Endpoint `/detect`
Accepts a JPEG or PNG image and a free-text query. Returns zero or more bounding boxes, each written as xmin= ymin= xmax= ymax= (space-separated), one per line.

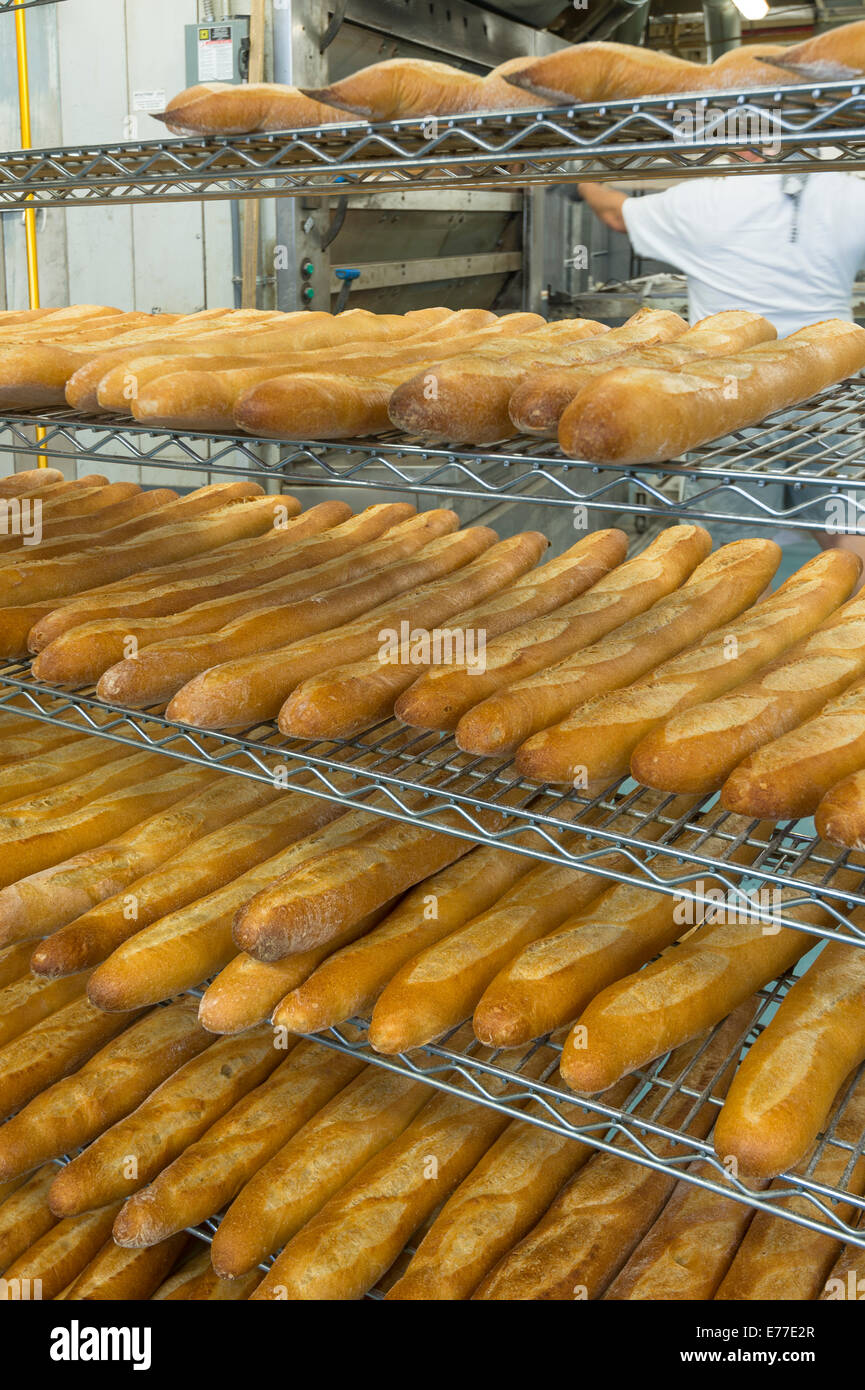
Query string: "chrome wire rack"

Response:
xmin=3 ymin=376 xmax=865 ymax=531
xmin=0 ymin=0 xmax=64 ymax=9
xmin=2 ymin=660 xmax=864 ymax=949
xmin=1 ymin=80 xmax=865 ymax=206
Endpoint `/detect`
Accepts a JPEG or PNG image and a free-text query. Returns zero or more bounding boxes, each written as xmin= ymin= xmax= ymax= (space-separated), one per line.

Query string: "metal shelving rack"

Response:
xmin=4 ymin=64 xmax=865 ymax=1272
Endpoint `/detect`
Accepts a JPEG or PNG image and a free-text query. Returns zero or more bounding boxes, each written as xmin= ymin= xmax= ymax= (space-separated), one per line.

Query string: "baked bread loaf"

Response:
xmin=820 ymin=1217 xmax=865 ymax=1300
xmin=1 ymin=1202 xmax=123 ymax=1301
xmin=816 ymin=769 xmax=865 ymax=849
xmin=156 ymin=81 xmax=350 ymax=134
xmin=769 ymin=18 xmax=865 ymax=79
xmin=402 ymin=524 xmax=706 ymax=739
xmin=0 ymin=467 xmax=65 ymax=495
xmin=63 ymin=1231 xmax=189 ymax=1301
xmin=0 ymin=1164 xmax=59 ymax=1273
xmin=303 ymin=56 xmax=555 ymax=121
xmin=557 ymin=320 xmax=865 ymax=463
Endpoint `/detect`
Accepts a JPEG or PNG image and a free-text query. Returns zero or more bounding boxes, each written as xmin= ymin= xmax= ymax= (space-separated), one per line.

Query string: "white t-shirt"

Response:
xmin=622 ymin=173 xmax=865 ymax=338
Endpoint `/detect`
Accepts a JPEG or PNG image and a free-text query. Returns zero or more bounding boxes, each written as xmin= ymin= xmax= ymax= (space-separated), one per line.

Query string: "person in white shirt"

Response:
xmin=577 ymin=172 xmax=865 ymax=563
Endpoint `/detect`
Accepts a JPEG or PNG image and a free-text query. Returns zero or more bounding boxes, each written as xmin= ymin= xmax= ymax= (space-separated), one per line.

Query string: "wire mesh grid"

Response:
xmin=2 ymin=378 xmax=865 ymax=530
xmin=1 ymin=80 xmax=864 ymax=206
xmin=2 ymin=660 xmax=865 ymax=948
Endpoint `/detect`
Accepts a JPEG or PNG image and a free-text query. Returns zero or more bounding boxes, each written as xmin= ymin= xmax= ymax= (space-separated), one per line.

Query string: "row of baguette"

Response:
xmin=4 ymin=300 xmax=865 ymax=461
xmin=157 ymin=25 xmax=865 ymax=134
xmin=5 ymin=471 xmax=865 ymax=843
xmin=0 ymin=689 xmax=864 ymax=1183
xmin=1 ymin=993 xmax=863 ymax=1300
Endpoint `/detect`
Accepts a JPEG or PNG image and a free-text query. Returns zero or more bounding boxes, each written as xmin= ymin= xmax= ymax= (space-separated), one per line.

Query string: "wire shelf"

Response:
xmin=0 ymin=0 xmax=64 ymax=9
xmin=2 ymin=659 xmax=864 ymax=950
xmin=2 ymin=377 xmax=865 ymax=530
xmin=1 ymin=80 xmax=865 ymax=206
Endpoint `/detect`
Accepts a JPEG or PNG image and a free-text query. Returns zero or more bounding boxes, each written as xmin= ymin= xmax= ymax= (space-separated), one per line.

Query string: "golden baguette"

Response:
xmin=4 ymin=774 xmax=279 ymax=953
xmin=0 ymin=1164 xmax=58 ymax=1273
xmin=30 ymin=785 xmax=336 ymax=978
xmin=26 ymin=497 xmax=358 ymax=651
xmin=211 ymin=1064 xmax=428 ymax=1278
xmin=516 ymin=538 xmax=782 ymax=785
xmin=602 ymin=1162 xmax=764 ymax=1300
xmin=0 ymin=485 xmax=174 ymax=557
xmin=474 ymin=817 xmax=758 ymax=1050
xmin=715 ymin=1075 xmax=865 ymax=1300
xmin=197 ymin=901 xmax=395 ymax=1034
xmin=251 ymin=1070 xmax=513 ymax=1300
xmin=303 ymin=55 xmax=555 ymax=120
xmin=164 ymin=1265 xmax=262 ymax=1300
xmin=0 ymin=999 xmax=210 ymax=1183
xmin=714 ymin=933 xmax=865 ymax=1179
xmin=474 ymin=1016 xmax=746 ymax=1299
xmin=157 ymin=80 xmax=349 ymax=134
xmin=816 ymin=769 xmax=865 ymax=849
xmin=0 ymin=491 xmax=173 ymax=568
xmin=0 ymin=941 xmax=33 ymax=989
xmin=768 ymin=17 xmax=865 ymax=79
xmin=64 ymin=1231 xmax=189 ymax=1300
xmin=526 ymin=548 xmax=858 ymax=788
xmin=47 ymin=1025 xmax=282 ymax=1218
xmin=0 ymin=762 xmax=217 ymax=896
xmin=368 ymin=853 xmax=619 ymax=1055
xmin=114 ymin=1044 xmax=371 ymax=1249
xmin=633 ymin=583 xmax=865 ymax=795
xmin=0 ymin=995 xmax=145 ymax=1122
xmin=105 ymin=523 xmax=494 ymax=714
xmin=0 ymin=970 xmax=88 ymax=1049
xmin=558 ymin=321 xmax=865 ymax=463
xmin=0 ymin=480 xmax=140 ymax=554
xmin=387 ymin=309 xmax=685 ymax=445
xmin=280 ymin=531 xmax=628 ymax=740
xmin=0 ymin=467 xmax=65 ymax=495
xmin=402 ymin=525 xmax=707 ymax=737
xmin=723 ymin=673 xmax=865 ymax=819
xmin=150 ymin=1246 xmax=211 ymax=1298
xmin=509 ymin=310 xmax=777 ymax=436
xmin=820 ymin=1217 xmax=865 ymax=1300
xmin=0 ymin=745 xmax=168 ymax=822
xmin=272 ymin=842 xmax=535 ymax=1036
xmin=386 ymin=1080 xmax=635 ymax=1300
xmin=85 ymin=809 xmax=381 ymax=1010
xmin=558 ymin=870 xmax=853 ymax=1094
xmin=166 ymin=530 xmax=534 ymax=729
xmin=32 ymin=506 xmax=447 ymax=687
xmin=1 ymin=1203 xmax=123 ymax=1300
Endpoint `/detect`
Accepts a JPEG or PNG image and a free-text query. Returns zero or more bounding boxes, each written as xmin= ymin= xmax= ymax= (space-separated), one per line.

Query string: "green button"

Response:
xmin=302 ymin=285 xmax=315 ymax=301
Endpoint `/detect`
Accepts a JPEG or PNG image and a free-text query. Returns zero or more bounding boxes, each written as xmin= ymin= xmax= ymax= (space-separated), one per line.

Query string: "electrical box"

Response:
xmin=185 ymin=19 xmax=250 ymax=87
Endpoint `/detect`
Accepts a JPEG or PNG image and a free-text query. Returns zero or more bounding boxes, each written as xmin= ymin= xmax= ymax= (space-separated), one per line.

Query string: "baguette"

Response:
xmin=0 ymin=969 xmax=88 ymax=1049
xmin=196 ymin=901 xmax=395 ymax=1034
xmin=558 ymin=871 xmax=850 ymax=1094
xmin=388 ymin=309 xmax=686 ymax=445
xmin=816 ymin=769 xmax=865 ymax=849
xmin=210 ymin=1065 xmax=428 ymax=1277
xmin=723 ymin=672 xmax=865 ymax=819
xmin=386 ymin=1080 xmax=635 ymax=1300
xmin=0 ymin=747 xmax=170 ymax=828
xmin=475 ymin=1017 xmax=746 ymax=1299
xmin=107 ymin=524 xmax=493 ymax=715
xmin=64 ymin=1232 xmax=189 ymax=1300
xmin=157 ymin=81 xmax=349 ymax=134
xmin=515 ymin=538 xmax=781 ymax=782
xmin=509 ymin=310 xmax=777 ymax=437
xmin=280 ymin=531 xmax=633 ymax=740
xmin=0 ymin=467 xmax=65 ymax=495
xmin=558 ymin=320 xmax=865 ymax=463
xmin=150 ymin=1246 xmax=211 ymax=1299
xmin=166 ymin=531 xmax=537 ymax=729
xmin=369 ymin=854 xmax=619 ymax=1054
xmin=0 ymin=995 xmax=145 ymax=1122
xmin=0 ymin=941 xmax=32 ymax=989
xmin=30 ymin=785 xmax=337 ymax=977
xmin=0 ymin=999 xmax=210 ymax=1182
xmin=820 ymin=1217 xmax=865 ymax=1300
xmin=1 ymin=1203 xmax=123 ymax=1300
xmin=474 ymin=819 xmax=758 ymax=1050
xmin=251 ymin=1075 xmax=513 ymax=1300
xmin=406 ymin=524 xmax=708 ymax=738
xmin=602 ymin=1162 xmax=763 ymax=1300
xmin=504 ymin=41 xmax=798 ymax=104
xmin=271 ymin=842 xmax=535 ymax=1035
xmin=714 ymin=932 xmax=865 ymax=1179
xmin=523 ymin=547 xmax=857 ymax=788
xmin=633 ymin=583 xmax=865 ymax=795
xmin=52 ymin=507 xmax=455 ymax=691
xmin=0 ymin=490 xmax=176 ymax=571
xmin=4 ymin=774 xmax=279 ymax=953
xmin=163 ymin=1264 xmax=262 ymax=1300
xmin=114 ymin=1045 xmax=374 ymax=1249
xmin=85 ymin=809 xmax=381 ymax=1010
xmin=715 ymin=1075 xmax=865 ymax=1300
xmin=0 ymin=762 xmax=217 ymax=894
xmin=47 ymin=1025 xmax=281 ymax=1217
xmin=0 ymin=1164 xmax=58 ymax=1273
xmin=770 ymin=17 xmax=865 ymax=80
xmin=302 ymin=56 xmax=555 ymax=121
xmin=0 ymin=480 xmax=141 ymax=550
xmin=26 ymin=496 xmax=357 ymax=649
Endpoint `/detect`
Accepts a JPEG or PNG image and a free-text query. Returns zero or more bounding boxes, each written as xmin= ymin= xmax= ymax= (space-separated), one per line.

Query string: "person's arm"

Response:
xmin=576 ymin=182 xmax=629 ymax=234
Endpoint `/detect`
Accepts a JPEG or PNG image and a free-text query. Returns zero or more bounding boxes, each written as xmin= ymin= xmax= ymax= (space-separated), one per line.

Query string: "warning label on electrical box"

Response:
xmin=197 ymin=25 xmax=233 ymax=81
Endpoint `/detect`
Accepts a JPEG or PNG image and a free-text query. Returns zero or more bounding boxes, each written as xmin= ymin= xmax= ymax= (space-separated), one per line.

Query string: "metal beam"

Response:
xmin=329 ymin=251 xmax=522 ymax=290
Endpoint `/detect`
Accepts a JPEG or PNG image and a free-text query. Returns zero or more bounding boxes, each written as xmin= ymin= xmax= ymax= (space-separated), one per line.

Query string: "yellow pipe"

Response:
xmin=14 ymin=1 xmax=46 ymax=456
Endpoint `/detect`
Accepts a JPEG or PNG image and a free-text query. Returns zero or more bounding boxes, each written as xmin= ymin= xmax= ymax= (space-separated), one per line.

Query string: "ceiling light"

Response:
xmin=731 ymin=0 xmax=770 ymax=19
